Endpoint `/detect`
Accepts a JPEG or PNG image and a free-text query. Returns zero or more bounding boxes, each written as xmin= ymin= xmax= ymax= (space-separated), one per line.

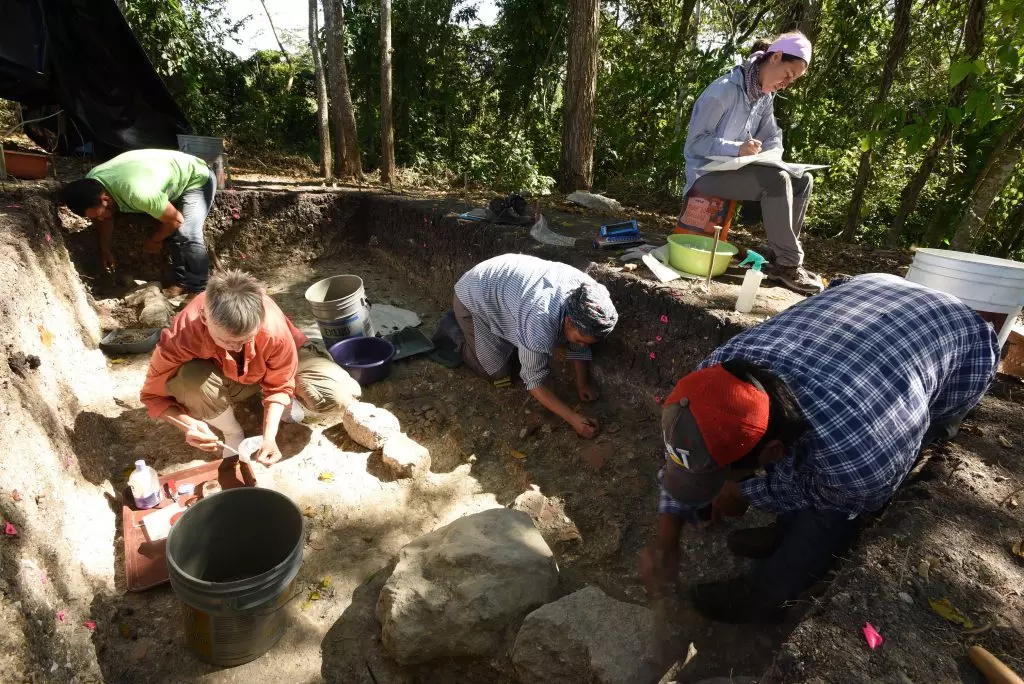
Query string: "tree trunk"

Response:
xmin=950 ymin=113 xmax=1024 ymax=250
xmin=558 ymin=0 xmax=600 ymax=192
xmin=380 ymin=0 xmax=396 ymax=185
xmin=884 ymin=0 xmax=986 ymax=248
xmin=841 ymin=0 xmax=913 ymax=241
xmin=322 ymin=0 xmax=362 ymax=179
xmin=671 ymin=0 xmax=700 ymax=139
xmin=997 ymin=200 xmax=1024 ymax=258
xmin=260 ymin=0 xmax=295 ymax=91
xmin=309 ymin=0 xmax=333 ymax=179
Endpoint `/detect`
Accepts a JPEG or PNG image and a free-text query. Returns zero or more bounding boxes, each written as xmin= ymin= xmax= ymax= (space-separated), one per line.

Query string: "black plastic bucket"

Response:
xmin=166 ymin=488 xmax=303 ymax=666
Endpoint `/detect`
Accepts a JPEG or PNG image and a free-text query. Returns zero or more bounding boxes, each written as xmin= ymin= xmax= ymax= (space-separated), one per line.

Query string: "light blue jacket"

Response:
xmin=683 ymin=65 xmax=783 ymax=195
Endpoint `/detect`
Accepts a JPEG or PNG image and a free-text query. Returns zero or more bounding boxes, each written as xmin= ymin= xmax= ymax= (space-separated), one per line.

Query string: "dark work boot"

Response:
xmin=727 ymin=524 xmax=785 ymax=559
xmin=691 ymin=577 xmax=787 ymax=624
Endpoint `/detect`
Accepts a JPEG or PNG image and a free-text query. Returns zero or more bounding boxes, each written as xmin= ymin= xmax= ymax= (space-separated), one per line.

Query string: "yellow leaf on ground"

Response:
xmin=37 ymin=324 xmax=53 ymax=348
xmin=509 ymin=449 xmax=527 ymax=460
xmin=997 ymin=435 xmax=1012 ymax=448
xmin=300 ymin=601 xmax=313 ymax=612
xmin=929 ymin=597 xmax=973 ymax=629
xmin=309 ymin=591 xmax=322 ymax=601
xmin=318 ymin=472 xmax=335 ymax=482
xmin=320 ymin=576 xmax=332 ymax=589
xmin=110 ymin=358 xmax=126 ymax=365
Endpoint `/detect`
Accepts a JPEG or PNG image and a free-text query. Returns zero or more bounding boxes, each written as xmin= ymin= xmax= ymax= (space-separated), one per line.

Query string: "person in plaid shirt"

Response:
xmin=639 ymin=273 xmax=999 ymax=623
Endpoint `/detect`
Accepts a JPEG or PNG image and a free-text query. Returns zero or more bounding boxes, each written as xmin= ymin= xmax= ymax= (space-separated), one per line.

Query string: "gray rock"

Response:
xmin=376 ymin=509 xmax=558 ymax=664
xmin=512 ymin=586 xmax=660 ymax=684
xmin=382 ymin=434 xmax=430 ymax=478
xmin=513 ymin=487 xmax=581 ymax=545
xmin=343 ymin=402 xmax=401 ymax=449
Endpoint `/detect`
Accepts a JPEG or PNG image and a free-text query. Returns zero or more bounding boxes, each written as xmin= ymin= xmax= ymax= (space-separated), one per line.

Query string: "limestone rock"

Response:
xmin=513 ymin=486 xmax=581 ymax=545
xmin=382 ymin=434 xmax=430 ymax=478
xmin=512 ymin=586 xmax=660 ymax=684
xmin=376 ymin=508 xmax=558 ymax=664
xmin=124 ymin=283 xmax=174 ymax=329
xmin=343 ymin=402 xmax=401 ymax=449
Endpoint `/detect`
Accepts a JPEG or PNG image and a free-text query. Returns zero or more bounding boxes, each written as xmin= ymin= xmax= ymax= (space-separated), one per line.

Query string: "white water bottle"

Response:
xmin=734 ymin=250 xmax=767 ymax=314
xmin=128 ymin=460 xmax=162 ymax=510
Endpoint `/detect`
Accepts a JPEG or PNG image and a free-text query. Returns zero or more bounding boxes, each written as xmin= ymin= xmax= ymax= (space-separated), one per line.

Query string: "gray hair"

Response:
xmin=565 ymin=281 xmax=618 ymax=340
xmin=204 ymin=270 xmax=265 ymax=336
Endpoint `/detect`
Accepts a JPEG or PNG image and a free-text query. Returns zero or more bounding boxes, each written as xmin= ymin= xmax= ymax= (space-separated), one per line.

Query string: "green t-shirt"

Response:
xmin=86 ymin=149 xmax=210 ymax=219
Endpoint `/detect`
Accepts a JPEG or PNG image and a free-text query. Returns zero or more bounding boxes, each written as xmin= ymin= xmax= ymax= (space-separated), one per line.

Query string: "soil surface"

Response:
xmin=0 ymin=183 xmax=1020 ymax=683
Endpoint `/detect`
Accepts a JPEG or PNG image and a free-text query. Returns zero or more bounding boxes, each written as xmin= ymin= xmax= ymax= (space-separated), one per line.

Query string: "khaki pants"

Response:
xmin=692 ymin=166 xmax=814 ymax=268
xmin=166 ymin=344 xmax=360 ymax=420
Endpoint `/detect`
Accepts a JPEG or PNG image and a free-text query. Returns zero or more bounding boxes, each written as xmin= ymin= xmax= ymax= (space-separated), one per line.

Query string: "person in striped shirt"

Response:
xmin=453 ymin=254 xmax=619 ymax=438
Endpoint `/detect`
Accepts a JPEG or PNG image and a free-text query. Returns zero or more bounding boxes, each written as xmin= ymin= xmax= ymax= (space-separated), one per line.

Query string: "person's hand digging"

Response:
xmin=100 ymin=248 xmax=116 ymax=273
xmin=184 ymin=420 xmax=220 ymax=453
xmin=570 ymin=413 xmax=599 ymax=439
xmin=577 ymin=381 xmax=600 ymax=403
xmin=639 ymin=545 xmax=679 ymax=597
xmin=711 ymin=480 xmax=749 ymax=522
xmin=255 ymin=439 xmax=283 ymax=466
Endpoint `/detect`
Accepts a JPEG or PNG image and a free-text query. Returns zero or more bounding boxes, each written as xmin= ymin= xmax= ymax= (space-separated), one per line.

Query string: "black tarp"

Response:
xmin=0 ymin=0 xmax=191 ymax=157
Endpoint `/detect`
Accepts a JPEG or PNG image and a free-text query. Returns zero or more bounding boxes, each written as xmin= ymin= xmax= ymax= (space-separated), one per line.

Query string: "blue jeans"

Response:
xmin=166 ymin=168 xmax=215 ymax=292
xmin=752 ymin=508 xmax=860 ymax=605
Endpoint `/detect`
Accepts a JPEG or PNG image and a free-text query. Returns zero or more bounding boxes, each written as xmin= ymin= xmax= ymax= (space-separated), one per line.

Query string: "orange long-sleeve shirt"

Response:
xmin=140 ymin=293 xmax=308 ymax=418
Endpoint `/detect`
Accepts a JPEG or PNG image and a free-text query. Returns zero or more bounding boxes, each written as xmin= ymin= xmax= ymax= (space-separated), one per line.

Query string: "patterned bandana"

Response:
xmin=742 ymin=56 xmax=767 ymax=104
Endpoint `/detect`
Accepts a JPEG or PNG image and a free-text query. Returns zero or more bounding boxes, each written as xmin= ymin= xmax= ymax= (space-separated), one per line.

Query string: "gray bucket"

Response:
xmin=304 ymin=274 xmax=376 ymax=348
xmin=166 ymin=488 xmax=303 ymax=667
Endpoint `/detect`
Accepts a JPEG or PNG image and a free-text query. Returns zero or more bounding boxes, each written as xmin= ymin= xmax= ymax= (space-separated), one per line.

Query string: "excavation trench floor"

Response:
xmin=73 ymin=246 xmax=792 ymax=683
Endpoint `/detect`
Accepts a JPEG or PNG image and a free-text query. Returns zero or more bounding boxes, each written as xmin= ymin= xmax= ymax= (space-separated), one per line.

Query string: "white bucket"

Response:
xmin=905 ymin=248 xmax=1024 ymax=348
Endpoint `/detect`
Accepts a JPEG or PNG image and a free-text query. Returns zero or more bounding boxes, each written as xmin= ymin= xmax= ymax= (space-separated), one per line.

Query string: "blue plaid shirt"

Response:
xmin=660 ymin=274 xmax=999 ymax=518
xmin=455 ymin=254 xmax=594 ymax=389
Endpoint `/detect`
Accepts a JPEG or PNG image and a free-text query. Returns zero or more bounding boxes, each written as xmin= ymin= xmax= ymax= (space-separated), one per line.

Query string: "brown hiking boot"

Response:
xmin=727 ymin=524 xmax=784 ymax=559
xmin=766 ymin=264 xmax=824 ymax=296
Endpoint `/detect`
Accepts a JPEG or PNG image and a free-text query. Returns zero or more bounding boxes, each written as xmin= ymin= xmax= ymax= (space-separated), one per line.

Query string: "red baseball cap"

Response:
xmin=660 ymin=364 xmax=770 ymax=505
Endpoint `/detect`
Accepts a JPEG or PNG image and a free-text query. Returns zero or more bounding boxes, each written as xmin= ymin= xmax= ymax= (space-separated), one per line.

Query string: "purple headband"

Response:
xmin=768 ymin=34 xmax=812 ymax=65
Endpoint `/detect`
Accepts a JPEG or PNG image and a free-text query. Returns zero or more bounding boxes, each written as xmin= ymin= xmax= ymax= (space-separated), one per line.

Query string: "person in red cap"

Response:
xmin=639 ymin=274 xmax=999 ymax=623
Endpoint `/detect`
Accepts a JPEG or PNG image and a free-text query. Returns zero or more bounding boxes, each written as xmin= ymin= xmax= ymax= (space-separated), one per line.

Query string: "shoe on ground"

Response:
xmin=727 ymin=524 xmax=784 ymax=559
xmin=691 ymin=577 xmax=787 ymax=624
xmin=766 ymin=264 xmax=824 ymax=296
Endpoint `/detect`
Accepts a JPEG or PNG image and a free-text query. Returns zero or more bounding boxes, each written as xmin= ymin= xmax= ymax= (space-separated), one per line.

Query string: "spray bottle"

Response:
xmin=734 ymin=250 xmax=766 ymax=313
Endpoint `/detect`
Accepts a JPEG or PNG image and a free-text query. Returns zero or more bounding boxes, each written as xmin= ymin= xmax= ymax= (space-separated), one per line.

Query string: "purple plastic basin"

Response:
xmin=328 ymin=337 xmax=396 ymax=385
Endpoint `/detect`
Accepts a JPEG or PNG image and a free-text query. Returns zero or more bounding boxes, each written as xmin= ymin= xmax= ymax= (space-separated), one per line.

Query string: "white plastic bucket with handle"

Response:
xmin=905 ymin=248 xmax=1024 ymax=348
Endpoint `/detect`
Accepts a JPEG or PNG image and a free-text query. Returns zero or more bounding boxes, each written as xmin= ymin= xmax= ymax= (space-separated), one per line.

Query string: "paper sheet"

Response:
xmin=701 ymin=151 xmax=828 ymax=177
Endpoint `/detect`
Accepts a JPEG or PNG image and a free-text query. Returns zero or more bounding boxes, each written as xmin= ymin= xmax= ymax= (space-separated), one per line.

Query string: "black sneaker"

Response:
xmin=727 ymin=524 xmax=784 ymax=559
xmin=691 ymin=577 xmax=787 ymax=624
xmin=766 ymin=264 xmax=824 ymax=296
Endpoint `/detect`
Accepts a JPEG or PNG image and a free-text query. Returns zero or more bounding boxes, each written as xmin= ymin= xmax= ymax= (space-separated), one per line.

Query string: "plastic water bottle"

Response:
xmin=734 ymin=250 xmax=767 ymax=314
xmin=128 ymin=460 xmax=162 ymax=510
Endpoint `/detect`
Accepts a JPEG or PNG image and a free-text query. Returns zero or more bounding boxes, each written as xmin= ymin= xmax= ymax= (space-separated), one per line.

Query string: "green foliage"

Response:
xmin=121 ymin=0 xmax=1024 ymax=257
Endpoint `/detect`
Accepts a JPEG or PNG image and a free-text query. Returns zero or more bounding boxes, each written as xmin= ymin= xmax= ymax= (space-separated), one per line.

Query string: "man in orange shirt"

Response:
xmin=141 ymin=269 xmax=360 ymax=464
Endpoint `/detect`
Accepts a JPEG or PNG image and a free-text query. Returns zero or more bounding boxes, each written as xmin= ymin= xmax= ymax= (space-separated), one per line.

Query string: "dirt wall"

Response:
xmin=0 ymin=190 xmax=115 ymax=682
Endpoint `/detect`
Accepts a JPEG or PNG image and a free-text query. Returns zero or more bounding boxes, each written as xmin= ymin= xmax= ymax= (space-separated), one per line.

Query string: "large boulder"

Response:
xmin=375 ymin=508 xmax=559 ymax=664
xmin=512 ymin=586 xmax=660 ymax=684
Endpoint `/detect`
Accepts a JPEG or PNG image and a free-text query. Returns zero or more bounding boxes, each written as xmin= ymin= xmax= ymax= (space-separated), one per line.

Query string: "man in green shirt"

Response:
xmin=60 ymin=149 xmax=217 ymax=294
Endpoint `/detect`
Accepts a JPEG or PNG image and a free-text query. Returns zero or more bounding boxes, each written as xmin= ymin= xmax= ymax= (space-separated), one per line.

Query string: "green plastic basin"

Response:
xmin=667 ymin=234 xmax=739 ymax=277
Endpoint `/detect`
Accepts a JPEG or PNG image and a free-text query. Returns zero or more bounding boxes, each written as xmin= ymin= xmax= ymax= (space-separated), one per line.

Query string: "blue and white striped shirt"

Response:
xmin=660 ymin=273 xmax=999 ymax=518
xmin=454 ymin=254 xmax=596 ymax=389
